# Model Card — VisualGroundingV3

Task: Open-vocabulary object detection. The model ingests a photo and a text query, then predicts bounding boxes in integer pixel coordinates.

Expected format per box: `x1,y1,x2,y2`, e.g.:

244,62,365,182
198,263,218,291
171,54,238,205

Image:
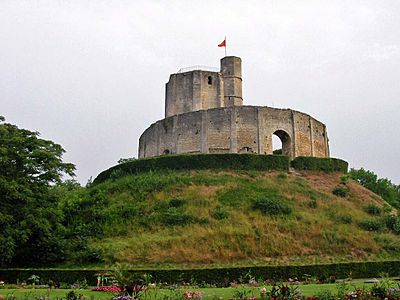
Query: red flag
218,39,226,47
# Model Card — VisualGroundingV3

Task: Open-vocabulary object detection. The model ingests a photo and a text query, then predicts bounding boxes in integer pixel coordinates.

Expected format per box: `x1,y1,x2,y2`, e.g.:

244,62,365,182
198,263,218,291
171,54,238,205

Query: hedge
291,157,348,173
93,154,290,184
1,261,399,286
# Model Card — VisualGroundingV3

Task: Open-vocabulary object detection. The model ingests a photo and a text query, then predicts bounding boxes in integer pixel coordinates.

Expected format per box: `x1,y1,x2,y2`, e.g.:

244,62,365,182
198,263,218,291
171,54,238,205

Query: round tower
220,56,243,107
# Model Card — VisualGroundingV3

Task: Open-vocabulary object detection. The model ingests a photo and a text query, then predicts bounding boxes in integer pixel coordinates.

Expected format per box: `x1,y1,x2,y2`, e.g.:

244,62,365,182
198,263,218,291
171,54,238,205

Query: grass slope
67,170,400,268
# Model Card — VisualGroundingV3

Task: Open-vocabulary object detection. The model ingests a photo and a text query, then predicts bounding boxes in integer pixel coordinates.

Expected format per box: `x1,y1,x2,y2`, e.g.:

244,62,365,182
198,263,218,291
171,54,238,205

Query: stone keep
139,56,330,159
165,56,242,117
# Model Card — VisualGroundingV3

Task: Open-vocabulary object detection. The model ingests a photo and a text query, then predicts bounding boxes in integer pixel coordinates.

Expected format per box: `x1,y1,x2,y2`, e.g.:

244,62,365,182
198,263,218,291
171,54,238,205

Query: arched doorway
272,130,292,157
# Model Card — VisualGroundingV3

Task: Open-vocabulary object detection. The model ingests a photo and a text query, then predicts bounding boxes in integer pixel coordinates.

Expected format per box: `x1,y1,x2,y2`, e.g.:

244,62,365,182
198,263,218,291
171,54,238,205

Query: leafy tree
349,168,400,210
53,180,105,264
0,116,75,266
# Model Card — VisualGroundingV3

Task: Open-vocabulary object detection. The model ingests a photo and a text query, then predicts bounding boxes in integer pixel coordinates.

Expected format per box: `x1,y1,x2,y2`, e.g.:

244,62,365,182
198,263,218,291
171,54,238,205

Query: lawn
1,278,398,299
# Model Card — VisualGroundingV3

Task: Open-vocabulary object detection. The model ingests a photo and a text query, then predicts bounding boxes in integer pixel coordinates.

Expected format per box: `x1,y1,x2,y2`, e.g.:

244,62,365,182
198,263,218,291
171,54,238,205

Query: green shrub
252,197,292,215
66,291,78,300
93,154,290,184
169,198,185,208
307,199,318,208
212,206,229,220
384,215,400,234
327,210,353,224
158,207,197,227
153,201,170,211
338,214,353,224
364,204,382,216
316,289,335,300
153,198,187,213
349,168,400,210
332,186,350,197
358,219,384,231
340,175,350,184
291,157,348,173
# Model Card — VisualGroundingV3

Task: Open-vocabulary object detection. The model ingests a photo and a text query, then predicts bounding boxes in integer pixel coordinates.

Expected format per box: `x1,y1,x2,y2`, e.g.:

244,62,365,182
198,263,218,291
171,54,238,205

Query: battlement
177,65,219,73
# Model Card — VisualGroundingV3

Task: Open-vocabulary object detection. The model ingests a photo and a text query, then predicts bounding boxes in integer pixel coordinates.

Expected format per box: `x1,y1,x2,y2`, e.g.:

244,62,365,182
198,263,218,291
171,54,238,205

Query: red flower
91,285,122,293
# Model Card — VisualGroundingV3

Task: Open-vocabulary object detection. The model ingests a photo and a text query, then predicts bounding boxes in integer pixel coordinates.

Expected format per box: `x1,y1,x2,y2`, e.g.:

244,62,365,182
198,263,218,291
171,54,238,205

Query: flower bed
91,285,122,293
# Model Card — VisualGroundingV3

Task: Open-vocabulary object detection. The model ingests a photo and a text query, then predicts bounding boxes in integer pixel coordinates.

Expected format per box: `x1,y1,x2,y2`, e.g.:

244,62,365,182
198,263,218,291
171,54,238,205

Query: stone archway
272,130,292,158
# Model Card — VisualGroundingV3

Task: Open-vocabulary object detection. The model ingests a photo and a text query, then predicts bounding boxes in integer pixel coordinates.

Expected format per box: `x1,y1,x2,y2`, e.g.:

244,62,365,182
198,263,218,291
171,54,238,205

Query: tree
0,116,75,266
349,168,400,210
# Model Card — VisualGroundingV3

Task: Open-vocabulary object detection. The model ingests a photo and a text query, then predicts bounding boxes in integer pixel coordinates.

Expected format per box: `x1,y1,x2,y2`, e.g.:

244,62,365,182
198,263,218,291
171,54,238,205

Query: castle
139,56,329,159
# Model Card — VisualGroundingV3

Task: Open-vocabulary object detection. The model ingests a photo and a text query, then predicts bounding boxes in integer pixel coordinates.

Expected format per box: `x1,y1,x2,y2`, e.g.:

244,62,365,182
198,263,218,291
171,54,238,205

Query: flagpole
225,36,227,56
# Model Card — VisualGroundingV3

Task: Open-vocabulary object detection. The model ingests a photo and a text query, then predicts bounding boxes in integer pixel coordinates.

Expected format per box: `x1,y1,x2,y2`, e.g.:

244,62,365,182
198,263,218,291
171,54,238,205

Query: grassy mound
62,169,400,268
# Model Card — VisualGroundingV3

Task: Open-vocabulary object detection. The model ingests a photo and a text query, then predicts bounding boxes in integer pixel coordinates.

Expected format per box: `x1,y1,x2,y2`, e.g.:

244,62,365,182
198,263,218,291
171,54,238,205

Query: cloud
1,0,399,184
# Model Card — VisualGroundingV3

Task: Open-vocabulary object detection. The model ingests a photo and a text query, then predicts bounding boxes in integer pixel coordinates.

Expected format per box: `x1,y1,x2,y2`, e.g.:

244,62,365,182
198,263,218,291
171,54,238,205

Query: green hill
60,167,400,268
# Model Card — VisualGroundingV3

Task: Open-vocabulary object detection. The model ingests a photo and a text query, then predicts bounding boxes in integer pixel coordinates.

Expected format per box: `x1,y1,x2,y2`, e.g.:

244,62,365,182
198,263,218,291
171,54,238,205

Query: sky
1,0,399,184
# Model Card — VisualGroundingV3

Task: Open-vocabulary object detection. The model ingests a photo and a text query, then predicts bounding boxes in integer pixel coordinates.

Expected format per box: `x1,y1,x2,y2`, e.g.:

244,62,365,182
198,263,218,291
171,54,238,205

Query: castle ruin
139,56,329,159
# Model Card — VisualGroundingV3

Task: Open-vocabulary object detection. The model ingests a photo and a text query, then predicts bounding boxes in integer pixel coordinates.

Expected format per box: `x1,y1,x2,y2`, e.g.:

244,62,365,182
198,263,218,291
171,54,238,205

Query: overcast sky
1,0,399,184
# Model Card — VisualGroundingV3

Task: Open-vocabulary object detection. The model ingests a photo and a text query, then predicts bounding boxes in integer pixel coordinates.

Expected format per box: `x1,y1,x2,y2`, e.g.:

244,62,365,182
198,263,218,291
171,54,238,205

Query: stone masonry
139,56,329,159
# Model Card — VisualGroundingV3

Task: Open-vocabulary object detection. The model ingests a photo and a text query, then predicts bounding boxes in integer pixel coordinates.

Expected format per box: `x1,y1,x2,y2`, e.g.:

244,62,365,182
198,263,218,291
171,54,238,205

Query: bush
169,198,185,208
349,168,400,210
364,204,382,215
338,214,353,224
93,154,290,184
212,206,229,220
316,289,335,300
252,197,292,215
332,186,350,197
149,198,206,227
307,199,318,208
157,207,198,227
291,157,348,173
340,175,350,184
66,291,78,300
358,219,384,231
384,215,400,234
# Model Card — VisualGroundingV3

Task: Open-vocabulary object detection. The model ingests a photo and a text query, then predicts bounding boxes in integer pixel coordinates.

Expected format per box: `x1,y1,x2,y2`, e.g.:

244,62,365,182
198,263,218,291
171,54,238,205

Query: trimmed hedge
93,154,290,184
291,157,348,173
0,269,99,285
1,261,400,286
94,154,348,184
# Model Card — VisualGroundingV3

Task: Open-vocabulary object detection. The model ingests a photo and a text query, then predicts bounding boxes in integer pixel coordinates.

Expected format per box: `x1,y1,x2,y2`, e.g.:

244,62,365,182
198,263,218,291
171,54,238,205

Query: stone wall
139,106,329,159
